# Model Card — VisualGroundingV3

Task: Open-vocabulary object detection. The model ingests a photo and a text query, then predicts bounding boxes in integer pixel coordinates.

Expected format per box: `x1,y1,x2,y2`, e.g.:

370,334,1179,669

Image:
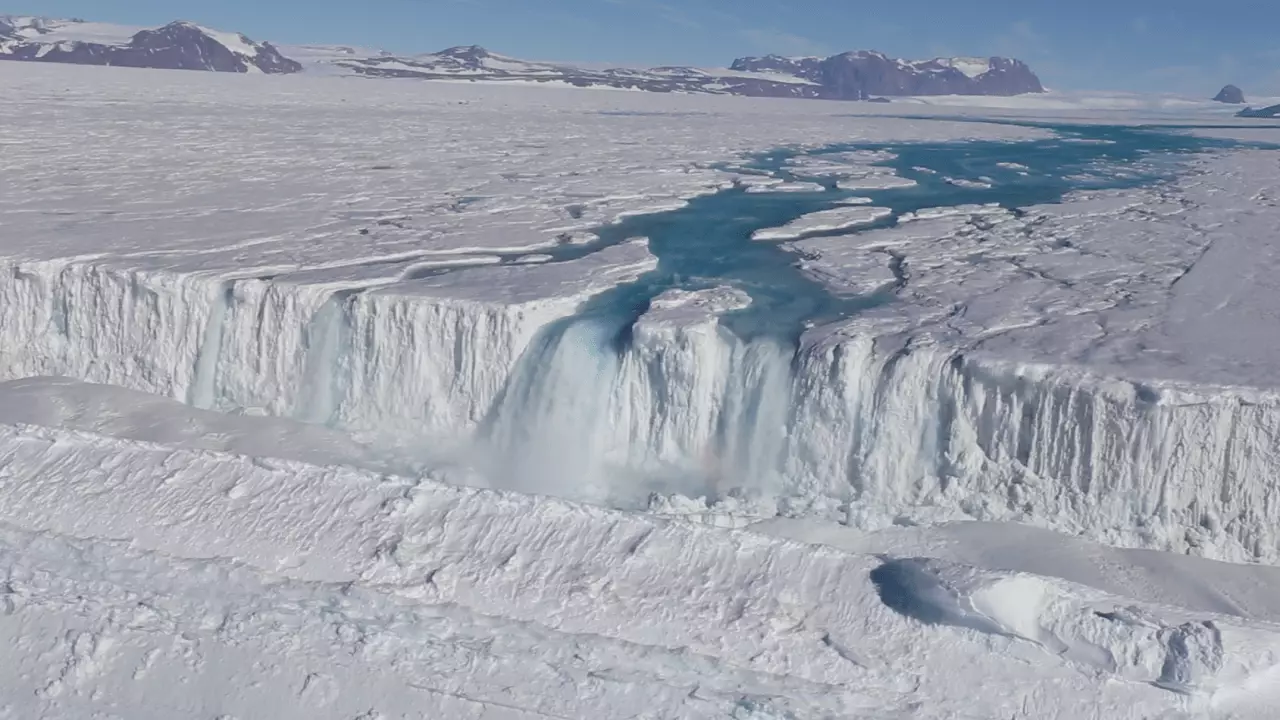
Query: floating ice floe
836,174,920,190
744,180,826,193
751,205,894,240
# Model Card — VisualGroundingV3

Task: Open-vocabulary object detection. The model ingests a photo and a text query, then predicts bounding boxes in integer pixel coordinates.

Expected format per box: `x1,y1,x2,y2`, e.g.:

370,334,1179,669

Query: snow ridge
0,418,1274,717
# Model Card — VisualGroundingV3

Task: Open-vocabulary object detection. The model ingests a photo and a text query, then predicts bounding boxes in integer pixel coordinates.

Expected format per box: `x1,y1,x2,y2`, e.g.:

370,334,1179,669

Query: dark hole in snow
870,558,956,625
1133,384,1159,405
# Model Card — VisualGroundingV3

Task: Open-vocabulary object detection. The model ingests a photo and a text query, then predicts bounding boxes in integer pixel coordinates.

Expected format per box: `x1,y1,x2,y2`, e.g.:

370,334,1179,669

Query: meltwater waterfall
484,318,626,502
482,309,797,507
468,123,1239,509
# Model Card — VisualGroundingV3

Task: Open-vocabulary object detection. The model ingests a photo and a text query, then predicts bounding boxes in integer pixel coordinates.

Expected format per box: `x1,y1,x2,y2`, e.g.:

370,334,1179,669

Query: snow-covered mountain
730,51,1045,98
326,44,823,98
0,16,1041,97
0,16,301,73
311,44,1043,99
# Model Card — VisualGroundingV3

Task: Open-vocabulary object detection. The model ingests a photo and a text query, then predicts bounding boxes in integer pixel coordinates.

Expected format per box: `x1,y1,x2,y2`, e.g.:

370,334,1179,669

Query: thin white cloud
604,0,702,29
993,20,1048,59
738,28,829,58
1136,51,1242,96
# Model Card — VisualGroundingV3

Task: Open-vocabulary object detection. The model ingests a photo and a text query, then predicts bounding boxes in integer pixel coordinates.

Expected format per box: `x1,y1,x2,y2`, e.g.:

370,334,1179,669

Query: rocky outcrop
729,55,825,83
0,17,301,74
1213,85,1245,104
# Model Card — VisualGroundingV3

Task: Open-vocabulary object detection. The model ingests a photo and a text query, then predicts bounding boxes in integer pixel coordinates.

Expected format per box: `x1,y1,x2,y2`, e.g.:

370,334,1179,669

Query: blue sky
10,0,1280,95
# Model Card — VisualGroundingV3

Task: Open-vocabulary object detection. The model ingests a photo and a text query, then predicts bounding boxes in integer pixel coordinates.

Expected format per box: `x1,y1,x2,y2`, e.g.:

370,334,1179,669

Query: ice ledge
0,239,656,442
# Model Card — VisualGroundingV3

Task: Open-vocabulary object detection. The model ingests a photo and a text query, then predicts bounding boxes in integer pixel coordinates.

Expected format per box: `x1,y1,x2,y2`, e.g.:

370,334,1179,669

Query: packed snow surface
0,380,1279,717
3,61,1280,717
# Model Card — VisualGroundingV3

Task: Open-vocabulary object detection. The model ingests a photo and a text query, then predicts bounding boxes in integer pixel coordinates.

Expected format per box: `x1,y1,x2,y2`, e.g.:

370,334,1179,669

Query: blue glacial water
556,123,1239,343
471,123,1253,502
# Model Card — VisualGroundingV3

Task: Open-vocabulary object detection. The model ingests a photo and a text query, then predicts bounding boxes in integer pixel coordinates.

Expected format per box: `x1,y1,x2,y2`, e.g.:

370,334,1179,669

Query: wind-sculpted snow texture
5,410,1280,718
4,62,1280,716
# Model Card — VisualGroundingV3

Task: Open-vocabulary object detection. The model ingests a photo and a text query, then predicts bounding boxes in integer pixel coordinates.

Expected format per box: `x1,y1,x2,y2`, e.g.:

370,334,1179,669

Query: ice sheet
4,56,1280,720
794,149,1280,391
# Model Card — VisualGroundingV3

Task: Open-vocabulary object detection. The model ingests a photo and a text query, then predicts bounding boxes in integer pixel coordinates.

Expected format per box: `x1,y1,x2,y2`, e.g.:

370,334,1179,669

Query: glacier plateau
3,58,1280,719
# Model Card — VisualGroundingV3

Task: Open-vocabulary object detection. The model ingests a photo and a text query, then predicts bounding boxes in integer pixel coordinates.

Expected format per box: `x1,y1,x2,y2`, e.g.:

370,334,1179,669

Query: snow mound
871,557,1277,695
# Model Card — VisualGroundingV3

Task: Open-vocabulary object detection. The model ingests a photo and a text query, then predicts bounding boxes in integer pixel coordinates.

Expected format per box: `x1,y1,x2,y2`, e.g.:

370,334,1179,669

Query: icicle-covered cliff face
5,66,1280,566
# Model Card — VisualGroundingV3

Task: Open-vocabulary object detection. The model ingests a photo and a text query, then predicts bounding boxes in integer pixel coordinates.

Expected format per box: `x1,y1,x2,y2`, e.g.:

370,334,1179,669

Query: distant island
1236,104,1280,119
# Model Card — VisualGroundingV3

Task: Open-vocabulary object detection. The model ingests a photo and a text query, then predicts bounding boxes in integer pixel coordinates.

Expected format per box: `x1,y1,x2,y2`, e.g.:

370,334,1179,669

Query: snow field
0,412,1272,717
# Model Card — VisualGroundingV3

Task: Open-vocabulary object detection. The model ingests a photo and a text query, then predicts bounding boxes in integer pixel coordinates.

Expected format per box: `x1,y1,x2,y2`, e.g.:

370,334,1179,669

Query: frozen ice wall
0,263,533,440
4,255,1280,563
0,245,650,447
485,299,1280,564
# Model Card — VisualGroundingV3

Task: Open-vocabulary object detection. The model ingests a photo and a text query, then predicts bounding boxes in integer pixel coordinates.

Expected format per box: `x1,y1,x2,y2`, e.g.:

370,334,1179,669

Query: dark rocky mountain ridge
0,15,1044,100
0,17,301,73
1213,85,1245,104
729,51,1044,98
332,45,1045,100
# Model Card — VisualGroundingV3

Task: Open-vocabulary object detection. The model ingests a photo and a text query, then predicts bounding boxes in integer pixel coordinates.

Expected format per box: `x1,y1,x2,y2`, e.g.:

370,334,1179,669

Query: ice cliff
3,251,1280,564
